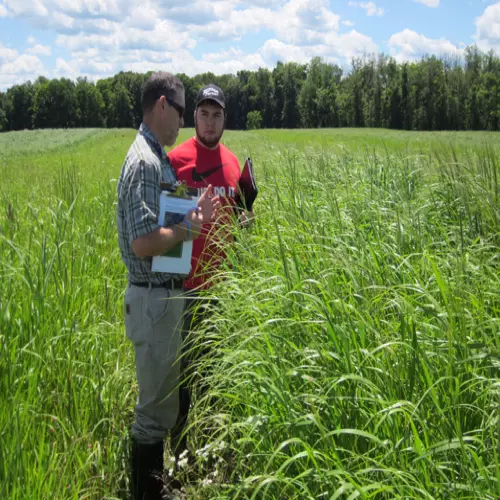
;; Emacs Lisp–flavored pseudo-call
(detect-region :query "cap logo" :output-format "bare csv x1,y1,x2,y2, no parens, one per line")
203,88,219,97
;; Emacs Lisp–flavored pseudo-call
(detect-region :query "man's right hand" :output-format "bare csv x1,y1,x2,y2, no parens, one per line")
184,185,221,240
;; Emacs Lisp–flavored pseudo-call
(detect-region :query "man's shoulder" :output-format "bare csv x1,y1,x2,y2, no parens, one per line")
168,137,196,165
126,133,160,167
219,143,240,169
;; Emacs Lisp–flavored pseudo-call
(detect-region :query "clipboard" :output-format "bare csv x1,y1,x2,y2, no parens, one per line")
235,157,258,211
151,183,199,275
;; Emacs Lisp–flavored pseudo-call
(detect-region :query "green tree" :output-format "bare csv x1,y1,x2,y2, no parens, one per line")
108,84,134,128
75,78,105,127
271,62,285,128
33,78,76,128
281,62,305,128
0,92,7,131
253,68,273,128
6,82,34,130
246,110,262,130
177,73,197,128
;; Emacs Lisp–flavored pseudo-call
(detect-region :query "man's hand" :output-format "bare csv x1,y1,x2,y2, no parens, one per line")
184,185,221,240
240,210,254,228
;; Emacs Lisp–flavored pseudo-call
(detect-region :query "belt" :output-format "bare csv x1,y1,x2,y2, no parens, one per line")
129,279,183,290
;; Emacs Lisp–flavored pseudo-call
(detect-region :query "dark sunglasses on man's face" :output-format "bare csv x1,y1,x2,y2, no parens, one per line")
163,96,184,119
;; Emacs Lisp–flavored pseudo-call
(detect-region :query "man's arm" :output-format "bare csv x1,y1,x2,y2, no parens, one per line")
131,223,188,258
131,185,219,258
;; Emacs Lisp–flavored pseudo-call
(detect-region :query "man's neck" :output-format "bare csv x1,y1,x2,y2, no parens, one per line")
195,136,220,151
143,116,163,146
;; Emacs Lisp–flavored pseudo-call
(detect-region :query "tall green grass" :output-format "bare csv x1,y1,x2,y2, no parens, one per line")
183,144,500,499
0,128,499,499
0,130,135,499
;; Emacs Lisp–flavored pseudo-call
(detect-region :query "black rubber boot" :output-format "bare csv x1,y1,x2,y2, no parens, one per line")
130,439,164,500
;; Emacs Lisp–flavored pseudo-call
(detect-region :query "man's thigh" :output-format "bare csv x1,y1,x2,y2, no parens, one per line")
125,285,185,444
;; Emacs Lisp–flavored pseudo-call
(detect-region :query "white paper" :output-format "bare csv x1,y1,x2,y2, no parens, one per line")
151,191,199,275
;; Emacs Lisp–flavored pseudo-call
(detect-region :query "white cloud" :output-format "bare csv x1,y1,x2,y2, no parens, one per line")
189,6,274,41
342,20,356,27
261,30,377,65
261,39,311,63
27,44,52,56
56,17,196,53
54,45,267,82
0,0,381,89
3,0,49,17
474,2,500,51
348,1,384,17
2,0,342,48
388,29,463,61
5,0,128,20
0,44,18,62
1,54,44,74
413,0,440,7
0,54,46,88
53,0,127,20
188,0,340,44
0,3,9,16
276,0,340,43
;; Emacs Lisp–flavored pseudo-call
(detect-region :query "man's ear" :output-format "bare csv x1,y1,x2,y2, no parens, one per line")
158,95,166,112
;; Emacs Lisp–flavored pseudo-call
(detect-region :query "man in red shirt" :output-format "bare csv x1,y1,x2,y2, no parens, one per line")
168,83,254,466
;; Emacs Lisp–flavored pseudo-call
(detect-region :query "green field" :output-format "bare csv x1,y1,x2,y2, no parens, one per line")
1,128,499,499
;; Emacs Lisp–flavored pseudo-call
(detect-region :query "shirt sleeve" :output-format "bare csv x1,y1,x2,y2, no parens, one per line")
124,159,160,244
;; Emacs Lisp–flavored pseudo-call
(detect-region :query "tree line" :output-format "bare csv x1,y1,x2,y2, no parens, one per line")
0,46,499,132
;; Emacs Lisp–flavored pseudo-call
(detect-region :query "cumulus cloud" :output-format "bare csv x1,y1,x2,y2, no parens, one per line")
0,0,379,87
56,18,196,53
474,2,500,51
187,0,334,43
3,0,49,17
189,6,274,41
261,30,377,65
4,0,128,21
27,44,52,56
0,3,9,16
413,0,440,7
348,2,384,17
0,54,46,88
388,29,463,61
0,43,18,62
2,54,45,74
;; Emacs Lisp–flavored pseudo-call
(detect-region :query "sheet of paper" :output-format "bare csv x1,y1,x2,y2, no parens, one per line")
151,191,198,275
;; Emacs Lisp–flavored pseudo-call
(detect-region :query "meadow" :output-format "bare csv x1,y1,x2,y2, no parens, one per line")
0,127,499,499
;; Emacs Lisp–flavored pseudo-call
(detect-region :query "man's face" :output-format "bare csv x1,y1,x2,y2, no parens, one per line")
195,100,225,149
160,89,185,147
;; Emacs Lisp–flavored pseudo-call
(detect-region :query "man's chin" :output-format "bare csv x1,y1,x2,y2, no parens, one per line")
197,134,221,149
166,133,178,148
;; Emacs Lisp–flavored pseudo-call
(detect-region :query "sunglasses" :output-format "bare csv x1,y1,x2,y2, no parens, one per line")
163,96,184,119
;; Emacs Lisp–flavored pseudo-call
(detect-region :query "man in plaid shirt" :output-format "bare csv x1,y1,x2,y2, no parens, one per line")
117,71,218,500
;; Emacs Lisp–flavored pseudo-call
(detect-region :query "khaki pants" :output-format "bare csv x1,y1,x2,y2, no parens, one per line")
124,284,185,445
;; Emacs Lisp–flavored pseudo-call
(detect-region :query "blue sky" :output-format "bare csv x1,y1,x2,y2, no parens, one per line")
1,0,499,90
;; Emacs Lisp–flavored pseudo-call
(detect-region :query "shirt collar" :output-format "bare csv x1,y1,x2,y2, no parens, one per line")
139,122,166,160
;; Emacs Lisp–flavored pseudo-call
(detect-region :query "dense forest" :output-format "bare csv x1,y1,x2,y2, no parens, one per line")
1,46,499,132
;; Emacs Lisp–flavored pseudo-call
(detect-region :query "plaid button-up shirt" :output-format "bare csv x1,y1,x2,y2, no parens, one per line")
117,123,184,284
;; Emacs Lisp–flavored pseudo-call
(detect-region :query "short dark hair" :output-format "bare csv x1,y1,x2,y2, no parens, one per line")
141,72,184,114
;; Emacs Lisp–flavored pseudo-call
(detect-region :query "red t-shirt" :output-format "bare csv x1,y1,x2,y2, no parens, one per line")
168,137,241,290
